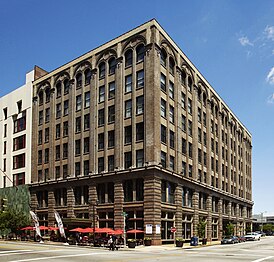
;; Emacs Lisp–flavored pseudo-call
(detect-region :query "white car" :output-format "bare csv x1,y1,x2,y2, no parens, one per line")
244,232,261,241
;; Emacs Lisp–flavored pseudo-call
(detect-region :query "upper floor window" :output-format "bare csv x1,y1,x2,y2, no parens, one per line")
3,107,7,119
76,73,82,88
13,172,25,186
136,95,144,115
187,76,192,92
56,82,62,97
84,69,92,85
108,82,115,99
108,58,116,75
136,70,144,89
45,88,51,103
169,81,174,99
136,44,145,63
169,57,175,74
181,70,186,86
17,100,22,113
13,153,25,169
125,100,132,118
64,79,69,95
38,91,43,105
160,48,167,67
160,73,166,92
125,75,132,93
76,95,82,111
125,49,133,67
14,116,26,133
99,85,105,103
99,62,105,78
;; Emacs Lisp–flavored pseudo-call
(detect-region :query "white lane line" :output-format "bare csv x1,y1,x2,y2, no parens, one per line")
252,256,274,262
10,252,103,262
0,249,63,257
0,250,32,254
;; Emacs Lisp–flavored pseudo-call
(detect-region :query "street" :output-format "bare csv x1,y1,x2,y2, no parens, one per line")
0,237,274,262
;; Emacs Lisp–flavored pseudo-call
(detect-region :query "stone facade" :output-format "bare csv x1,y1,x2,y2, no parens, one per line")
30,19,253,244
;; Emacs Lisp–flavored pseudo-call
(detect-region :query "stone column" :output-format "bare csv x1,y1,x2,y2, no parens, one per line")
48,190,55,226
175,185,182,238
67,187,75,218
31,96,38,183
193,191,199,236
88,184,98,227
114,180,124,230
206,100,212,185
218,199,223,240
192,85,198,180
206,195,212,241
68,79,75,177
236,203,240,235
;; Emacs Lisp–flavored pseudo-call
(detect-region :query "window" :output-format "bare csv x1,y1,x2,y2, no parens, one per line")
136,95,144,114
17,100,22,113
182,138,187,154
84,91,90,108
125,49,133,67
75,162,81,176
108,82,115,99
99,85,105,102
84,160,89,176
75,139,81,155
13,135,26,151
13,173,25,186
169,81,174,99
76,95,82,111
187,98,192,114
99,62,105,78
182,115,186,131
136,70,144,89
3,141,6,154
124,152,132,169
63,100,69,116
203,112,207,126
76,73,82,88
198,108,202,122
13,153,25,169
38,111,43,125
170,156,175,170
56,103,61,118
188,143,192,158
125,100,132,118
188,164,192,177
98,109,105,126
98,133,104,150
136,122,144,141
64,79,69,94
38,130,43,144
160,49,167,67
198,128,202,143
4,124,7,137
188,120,192,136
44,148,49,163
136,44,145,62
170,130,175,148
109,57,117,75
45,108,50,123
84,137,89,153
125,75,132,93
161,99,166,118
55,166,60,179
45,88,50,103
108,130,115,147
182,161,186,176
169,57,175,74
84,69,91,85
84,113,90,130
161,151,166,168
38,92,43,105
108,155,114,171
63,143,68,159
124,125,132,144
45,128,49,142
188,76,192,92
181,92,186,109
133,150,143,168
75,117,81,132
160,73,166,92
98,157,104,173
38,150,42,165
63,164,68,178
55,145,60,160
169,106,174,123
203,132,207,145
198,149,202,163
161,125,167,144
63,121,68,137
3,107,7,119
124,180,133,202
14,116,26,133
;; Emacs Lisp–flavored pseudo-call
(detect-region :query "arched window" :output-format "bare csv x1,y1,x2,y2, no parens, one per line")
181,70,186,85
125,49,133,67
99,62,106,78
76,73,82,88
169,57,175,74
84,69,91,85
203,93,207,106
108,57,116,75
38,91,43,105
64,79,69,94
160,48,167,67
45,88,50,103
197,88,202,101
56,82,61,97
136,44,145,63
187,76,192,92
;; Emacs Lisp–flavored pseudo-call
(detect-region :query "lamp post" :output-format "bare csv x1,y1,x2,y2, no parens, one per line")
261,211,266,232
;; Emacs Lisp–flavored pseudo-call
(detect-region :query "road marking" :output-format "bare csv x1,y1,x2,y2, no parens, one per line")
0,249,63,257
252,256,274,262
0,250,32,254
10,252,103,262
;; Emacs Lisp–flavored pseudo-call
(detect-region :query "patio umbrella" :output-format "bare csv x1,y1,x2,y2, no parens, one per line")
48,226,59,231
21,226,34,230
69,227,84,232
81,227,94,233
112,229,123,235
126,229,144,233
39,226,49,230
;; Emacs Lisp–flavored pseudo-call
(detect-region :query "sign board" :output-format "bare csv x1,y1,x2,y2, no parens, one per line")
156,224,161,234
171,227,176,233
146,224,153,234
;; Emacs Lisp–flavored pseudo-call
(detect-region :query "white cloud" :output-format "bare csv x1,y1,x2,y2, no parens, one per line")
239,36,253,46
267,93,274,104
264,25,274,41
266,67,274,85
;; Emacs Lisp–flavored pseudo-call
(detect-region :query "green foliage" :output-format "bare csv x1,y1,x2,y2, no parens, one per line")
263,224,274,233
225,222,234,236
245,224,252,233
127,239,136,242
144,237,152,240
175,238,184,241
197,219,207,238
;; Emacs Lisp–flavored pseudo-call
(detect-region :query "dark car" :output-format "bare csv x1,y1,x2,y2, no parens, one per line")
221,236,239,244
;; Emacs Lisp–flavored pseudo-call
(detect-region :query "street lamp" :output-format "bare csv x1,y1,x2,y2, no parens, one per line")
261,211,267,232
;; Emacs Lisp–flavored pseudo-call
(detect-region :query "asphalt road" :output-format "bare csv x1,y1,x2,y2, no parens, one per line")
0,237,274,262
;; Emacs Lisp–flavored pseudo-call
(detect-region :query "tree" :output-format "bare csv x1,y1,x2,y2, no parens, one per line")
263,224,273,234
225,222,234,236
197,219,207,239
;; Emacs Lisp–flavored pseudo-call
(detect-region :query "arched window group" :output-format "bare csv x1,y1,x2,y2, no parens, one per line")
76,73,82,88
125,49,133,67
136,44,145,62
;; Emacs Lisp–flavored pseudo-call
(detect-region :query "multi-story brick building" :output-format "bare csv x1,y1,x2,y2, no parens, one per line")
30,19,253,244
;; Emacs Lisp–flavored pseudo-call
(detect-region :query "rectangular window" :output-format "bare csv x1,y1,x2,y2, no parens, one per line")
45,108,50,122
169,105,174,123
98,109,105,126
13,135,26,151
108,155,114,171
45,128,49,142
55,145,60,160
55,166,60,179
63,164,68,178
188,99,192,114
136,150,144,167
160,73,166,92
99,85,105,102
108,82,115,99
136,95,144,115
108,105,115,123
84,113,90,130
56,103,61,118
98,133,104,150
64,100,69,116
198,128,202,143
108,130,115,148
84,91,90,108
198,108,202,122
84,160,89,176
125,100,132,118
182,115,186,131
203,131,207,146
136,122,144,141
161,125,167,143
198,149,202,163
169,81,174,99
124,125,132,144
63,121,68,137
204,152,207,166
124,152,132,169
75,162,81,177
13,172,25,186
14,116,26,133
181,92,186,109
170,130,175,148
3,107,7,119
188,143,192,158
75,139,81,155
38,111,43,125
203,112,207,126
136,70,144,89
13,153,25,169
63,143,68,159
125,75,132,93
4,124,7,137
189,164,192,177
75,117,81,132
38,150,42,165
98,157,104,173
38,130,43,144
161,151,166,168
182,138,187,154
76,95,82,111
170,155,175,170
188,120,192,136
161,99,166,118
44,148,49,163
182,161,186,176
84,137,89,153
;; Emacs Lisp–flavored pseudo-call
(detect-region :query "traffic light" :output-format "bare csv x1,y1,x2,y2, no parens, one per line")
0,198,8,212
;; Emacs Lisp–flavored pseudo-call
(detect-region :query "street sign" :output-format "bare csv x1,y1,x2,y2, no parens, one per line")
171,227,176,233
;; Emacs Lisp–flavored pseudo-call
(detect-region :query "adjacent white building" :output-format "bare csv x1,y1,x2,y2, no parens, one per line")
0,70,35,188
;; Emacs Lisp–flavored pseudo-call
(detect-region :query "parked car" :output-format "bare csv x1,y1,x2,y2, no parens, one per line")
221,236,239,244
244,232,261,241
237,236,246,242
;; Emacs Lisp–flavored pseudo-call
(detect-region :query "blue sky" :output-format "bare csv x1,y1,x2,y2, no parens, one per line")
0,0,274,215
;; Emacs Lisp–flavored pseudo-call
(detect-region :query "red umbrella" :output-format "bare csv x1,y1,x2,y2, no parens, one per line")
81,227,94,233
48,226,59,231
127,229,144,233
112,229,123,235
39,226,49,230
96,228,115,234
21,226,34,230
69,227,84,232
